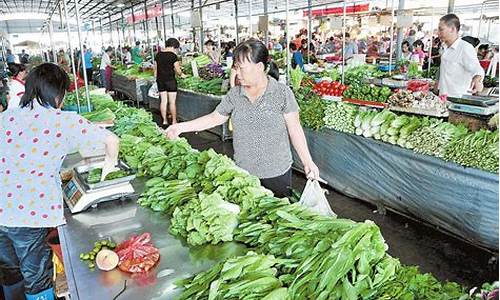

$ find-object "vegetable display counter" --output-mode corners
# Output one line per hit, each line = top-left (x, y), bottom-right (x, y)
(148, 89), (232, 140)
(293, 128), (499, 250)
(111, 73), (152, 106)
(59, 154), (245, 300)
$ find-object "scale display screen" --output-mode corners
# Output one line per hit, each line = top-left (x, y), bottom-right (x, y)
(64, 180), (82, 207)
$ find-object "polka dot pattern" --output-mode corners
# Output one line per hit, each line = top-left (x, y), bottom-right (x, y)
(1, 106), (108, 227)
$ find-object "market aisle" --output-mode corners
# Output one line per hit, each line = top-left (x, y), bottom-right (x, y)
(180, 130), (498, 288)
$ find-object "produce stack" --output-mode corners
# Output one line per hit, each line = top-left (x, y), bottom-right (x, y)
(323, 102), (358, 134)
(406, 119), (468, 157)
(343, 83), (392, 103)
(312, 80), (348, 97)
(444, 129), (499, 173)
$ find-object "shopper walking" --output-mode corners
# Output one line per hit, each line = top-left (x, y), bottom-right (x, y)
(165, 39), (320, 197)
(100, 46), (114, 93)
(412, 40), (426, 67)
(342, 33), (358, 60)
(78, 45), (93, 84)
(204, 40), (220, 64)
(6, 63), (27, 110)
(290, 43), (305, 71)
(132, 41), (143, 65)
(154, 38), (186, 127)
(436, 14), (484, 97)
(0, 63), (119, 300)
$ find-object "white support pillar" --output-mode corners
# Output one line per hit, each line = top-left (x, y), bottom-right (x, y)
(62, 0), (82, 113)
(74, 0), (92, 111)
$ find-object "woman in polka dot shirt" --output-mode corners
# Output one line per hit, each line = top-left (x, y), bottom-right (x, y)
(0, 63), (119, 300)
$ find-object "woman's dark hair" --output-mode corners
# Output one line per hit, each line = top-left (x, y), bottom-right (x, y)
(9, 63), (26, 77)
(413, 40), (424, 49)
(462, 36), (480, 48)
(289, 42), (298, 51)
(105, 46), (113, 53)
(233, 39), (279, 81)
(402, 41), (411, 49)
(165, 38), (180, 49)
(20, 63), (70, 109)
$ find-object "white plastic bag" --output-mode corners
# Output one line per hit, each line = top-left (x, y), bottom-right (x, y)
(148, 82), (159, 98)
(299, 179), (336, 217)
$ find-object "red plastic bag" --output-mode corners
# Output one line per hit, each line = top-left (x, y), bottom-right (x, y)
(115, 233), (160, 273)
(407, 80), (430, 93)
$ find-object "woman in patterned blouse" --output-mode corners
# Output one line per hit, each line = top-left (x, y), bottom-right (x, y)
(0, 63), (119, 300)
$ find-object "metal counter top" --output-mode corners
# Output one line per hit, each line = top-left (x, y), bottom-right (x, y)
(58, 155), (246, 300)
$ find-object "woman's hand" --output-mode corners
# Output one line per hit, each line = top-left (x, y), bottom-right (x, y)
(304, 160), (320, 181)
(164, 123), (183, 139)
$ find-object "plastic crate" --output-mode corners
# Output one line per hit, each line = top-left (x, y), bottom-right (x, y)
(63, 104), (93, 113)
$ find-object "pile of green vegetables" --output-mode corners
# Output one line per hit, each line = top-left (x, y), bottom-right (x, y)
(178, 76), (225, 95)
(323, 102), (358, 134)
(296, 87), (327, 131)
(114, 65), (154, 80)
(406, 119), (468, 157)
(343, 65), (377, 86)
(71, 89), (497, 299)
(81, 108), (116, 123)
(176, 251), (290, 300)
(343, 83), (392, 103)
(86, 168), (130, 184)
(444, 129), (499, 173)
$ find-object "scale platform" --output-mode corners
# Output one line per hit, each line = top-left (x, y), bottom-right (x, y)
(447, 94), (498, 107)
(63, 160), (136, 214)
(448, 102), (499, 116)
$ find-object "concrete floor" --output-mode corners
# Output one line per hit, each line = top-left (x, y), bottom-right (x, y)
(181, 130), (498, 289)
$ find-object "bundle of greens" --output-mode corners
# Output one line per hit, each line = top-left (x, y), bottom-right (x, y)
(343, 65), (374, 86)
(81, 108), (116, 123)
(176, 251), (290, 300)
(406, 119), (468, 157)
(444, 129), (499, 173)
(137, 177), (197, 214)
(323, 102), (358, 134)
(297, 90), (327, 131)
(170, 192), (240, 246)
(86, 168), (130, 184)
(343, 83), (392, 103)
(290, 66), (306, 91)
(372, 265), (466, 300)
(119, 134), (153, 170)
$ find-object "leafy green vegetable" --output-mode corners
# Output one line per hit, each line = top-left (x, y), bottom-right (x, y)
(81, 108), (116, 122)
(297, 88), (327, 131)
(323, 102), (358, 134)
(176, 251), (289, 300)
(290, 66), (305, 91)
(444, 129), (499, 173)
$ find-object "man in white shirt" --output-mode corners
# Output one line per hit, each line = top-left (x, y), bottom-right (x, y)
(436, 14), (484, 98)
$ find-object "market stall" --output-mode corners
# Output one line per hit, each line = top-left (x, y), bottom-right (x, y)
(292, 128), (499, 249)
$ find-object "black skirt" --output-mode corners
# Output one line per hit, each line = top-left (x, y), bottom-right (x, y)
(157, 80), (177, 92)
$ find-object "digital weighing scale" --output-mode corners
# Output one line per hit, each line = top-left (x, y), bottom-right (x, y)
(63, 159), (136, 214)
(447, 94), (499, 115)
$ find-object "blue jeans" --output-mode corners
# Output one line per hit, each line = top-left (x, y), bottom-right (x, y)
(0, 227), (53, 295)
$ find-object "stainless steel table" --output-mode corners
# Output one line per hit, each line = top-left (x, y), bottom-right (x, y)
(58, 156), (246, 300)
